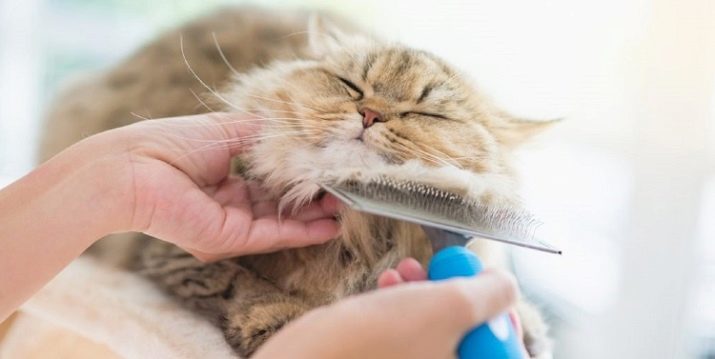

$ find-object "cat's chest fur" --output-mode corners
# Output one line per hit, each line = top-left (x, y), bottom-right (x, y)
(238, 210), (433, 303)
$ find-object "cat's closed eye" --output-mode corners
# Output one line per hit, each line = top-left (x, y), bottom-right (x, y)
(336, 76), (363, 100)
(399, 111), (450, 120)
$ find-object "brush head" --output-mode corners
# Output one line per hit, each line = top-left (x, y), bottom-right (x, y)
(321, 177), (561, 254)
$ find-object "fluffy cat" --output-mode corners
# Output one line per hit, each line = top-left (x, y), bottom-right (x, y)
(40, 7), (552, 357)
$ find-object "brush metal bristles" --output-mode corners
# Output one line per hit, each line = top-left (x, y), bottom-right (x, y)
(321, 177), (561, 254)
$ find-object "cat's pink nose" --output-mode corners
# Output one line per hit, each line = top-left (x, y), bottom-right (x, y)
(360, 107), (384, 128)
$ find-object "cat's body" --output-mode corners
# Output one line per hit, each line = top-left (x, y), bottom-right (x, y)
(41, 7), (551, 357)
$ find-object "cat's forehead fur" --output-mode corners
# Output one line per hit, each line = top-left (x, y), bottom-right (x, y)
(321, 43), (483, 122)
(330, 47), (461, 99)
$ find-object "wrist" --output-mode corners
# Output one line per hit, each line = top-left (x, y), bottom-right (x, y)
(37, 130), (136, 240)
(0, 129), (134, 319)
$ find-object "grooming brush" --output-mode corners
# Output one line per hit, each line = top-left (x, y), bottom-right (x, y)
(320, 178), (561, 359)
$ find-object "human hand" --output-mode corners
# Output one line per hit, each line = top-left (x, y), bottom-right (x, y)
(254, 265), (519, 359)
(0, 112), (341, 320)
(378, 258), (530, 358)
(81, 113), (340, 261)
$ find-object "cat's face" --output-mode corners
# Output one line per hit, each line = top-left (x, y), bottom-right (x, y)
(222, 18), (551, 208)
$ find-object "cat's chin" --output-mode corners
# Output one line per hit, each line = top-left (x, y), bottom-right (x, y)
(317, 139), (387, 168)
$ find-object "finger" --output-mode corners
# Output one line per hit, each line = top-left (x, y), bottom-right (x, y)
(246, 181), (275, 202)
(187, 112), (263, 156)
(211, 176), (250, 207)
(417, 271), (518, 333)
(212, 178), (279, 217)
(182, 217), (340, 259)
(252, 200), (279, 218)
(508, 309), (524, 340)
(395, 258), (427, 282)
(456, 271), (518, 329)
(209, 112), (264, 156)
(319, 194), (342, 213)
(289, 194), (341, 221)
(377, 269), (404, 288)
(184, 248), (224, 263)
(137, 113), (261, 186)
(227, 215), (340, 254)
(262, 217), (340, 248)
(508, 309), (531, 358)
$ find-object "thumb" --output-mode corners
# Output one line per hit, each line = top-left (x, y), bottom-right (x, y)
(410, 271), (519, 334)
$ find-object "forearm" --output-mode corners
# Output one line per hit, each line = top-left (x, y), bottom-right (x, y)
(0, 134), (128, 321)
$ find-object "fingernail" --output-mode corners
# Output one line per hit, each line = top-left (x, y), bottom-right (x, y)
(322, 194), (343, 212)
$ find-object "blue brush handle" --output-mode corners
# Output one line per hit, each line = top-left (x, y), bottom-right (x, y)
(428, 246), (524, 359)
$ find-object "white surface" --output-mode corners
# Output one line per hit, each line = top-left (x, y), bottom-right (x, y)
(0, 0), (41, 179)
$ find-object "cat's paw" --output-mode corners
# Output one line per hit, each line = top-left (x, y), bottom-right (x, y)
(221, 299), (309, 357)
(516, 300), (553, 358)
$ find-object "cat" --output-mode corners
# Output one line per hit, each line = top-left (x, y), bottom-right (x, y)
(40, 7), (553, 358)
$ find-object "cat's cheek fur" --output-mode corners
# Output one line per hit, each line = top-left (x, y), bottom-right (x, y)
(246, 125), (520, 211)
(244, 133), (388, 209)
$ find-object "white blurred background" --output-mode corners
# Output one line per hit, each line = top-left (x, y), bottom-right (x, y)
(0, 0), (713, 358)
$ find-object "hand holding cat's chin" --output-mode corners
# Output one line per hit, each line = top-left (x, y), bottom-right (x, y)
(70, 113), (341, 261)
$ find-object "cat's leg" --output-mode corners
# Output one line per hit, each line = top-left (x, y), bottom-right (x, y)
(516, 299), (553, 358)
(137, 240), (311, 357)
(136, 239), (238, 318)
(220, 285), (311, 357)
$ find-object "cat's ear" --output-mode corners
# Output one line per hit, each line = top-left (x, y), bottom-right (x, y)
(492, 114), (561, 147)
(307, 15), (349, 57)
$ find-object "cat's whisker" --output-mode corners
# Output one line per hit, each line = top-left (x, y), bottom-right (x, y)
(444, 155), (488, 161)
(169, 141), (232, 165)
(189, 88), (236, 115)
(184, 88), (315, 129)
(189, 84), (310, 117)
(243, 93), (320, 113)
(164, 130), (310, 144)
(395, 141), (454, 168)
(251, 75), (327, 113)
(131, 112), (154, 121)
(180, 35), (253, 114)
(279, 29), (310, 40)
(406, 140), (462, 168)
(176, 135), (325, 162)
(186, 89), (278, 127)
(418, 143), (488, 167)
(278, 81), (323, 111)
(416, 148), (457, 168)
(373, 131), (441, 166)
(385, 140), (439, 166)
(386, 138), (434, 163)
(211, 32), (242, 78)
(398, 148), (442, 167)
(170, 131), (322, 164)
(416, 143), (463, 168)
(186, 81), (276, 124)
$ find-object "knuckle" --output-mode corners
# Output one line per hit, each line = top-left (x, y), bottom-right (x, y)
(442, 281), (474, 312)
(195, 255), (211, 263)
(192, 252), (216, 263)
(490, 271), (519, 305)
(439, 272), (520, 325)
